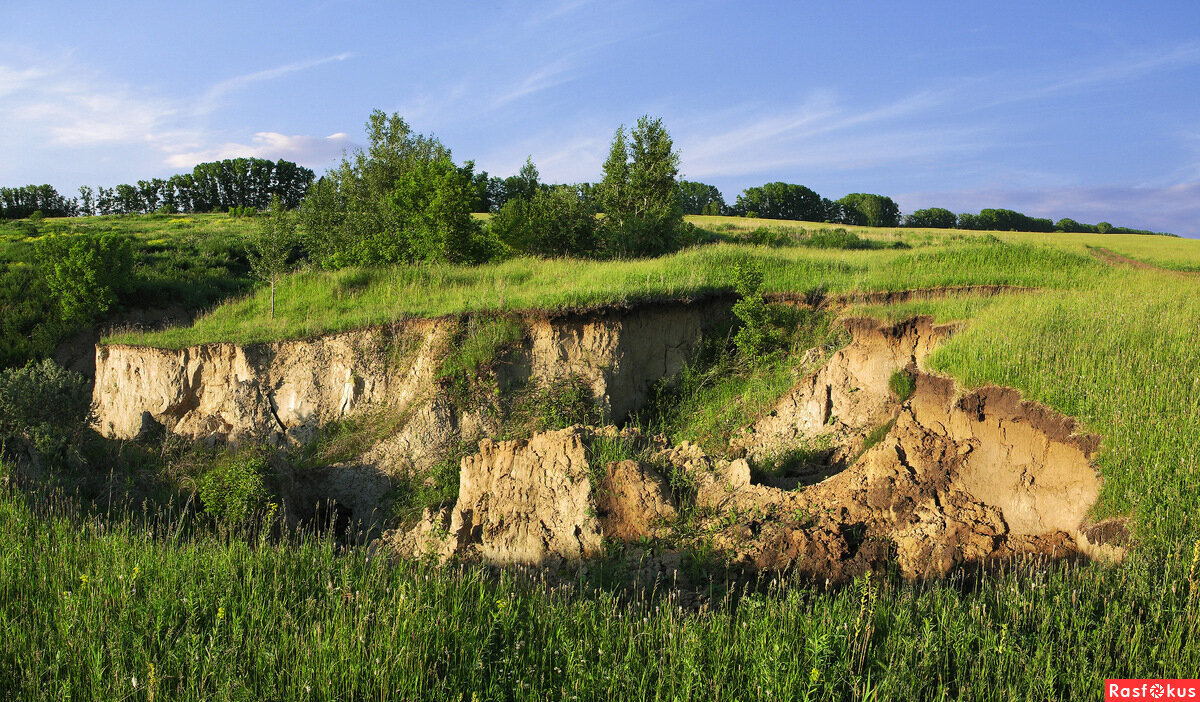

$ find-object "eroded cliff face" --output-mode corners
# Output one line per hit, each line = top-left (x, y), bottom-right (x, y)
(95, 302), (726, 449)
(393, 317), (1119, 581)
(94, 321), (451, 444)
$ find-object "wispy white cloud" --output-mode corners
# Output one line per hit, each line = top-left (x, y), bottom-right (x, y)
(0, 51), (354, 169)
(162, 132), (354, 169)
(3, 72), (176, 145)
(983, 42), (1200, 107)
(196, 52), (353, 115)
(491, 56), (582, 108)
(678, 89), (965, 179)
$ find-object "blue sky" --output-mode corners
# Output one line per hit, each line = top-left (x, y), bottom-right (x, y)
(2, 1), (1199, 235)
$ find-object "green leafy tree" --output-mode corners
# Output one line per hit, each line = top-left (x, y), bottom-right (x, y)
(298, 110), (490, 267)
(836, 193), (901, 227)
(599, 116), (684, 257)
(678, 180), (726, 215)
(731, 182), (824, 221)
(502, 158), (541, 204)
(903, 207), (957, 228)
(247, 195), (296, 319)
(491, 185), (598, 257)
(34, 233), (133, 323)
(76, 186), (95, 216)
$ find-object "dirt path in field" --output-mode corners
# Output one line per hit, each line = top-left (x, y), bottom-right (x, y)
(1088, 246), (1200, 277)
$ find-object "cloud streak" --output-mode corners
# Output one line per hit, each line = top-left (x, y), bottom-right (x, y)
(196, 52), (353, 115)
(0, 50), (355, 171)
(677, 89), (967, 179)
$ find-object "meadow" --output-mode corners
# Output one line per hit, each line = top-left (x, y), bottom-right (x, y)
(6, 212), (1200, 699)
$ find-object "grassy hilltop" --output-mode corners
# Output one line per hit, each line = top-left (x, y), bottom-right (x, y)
(4, 210), (1200, 699)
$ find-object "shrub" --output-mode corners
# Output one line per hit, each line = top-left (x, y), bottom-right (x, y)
(801, 229), (873, 250)
(490, 186), (599, 258)
(508, 376), (603, 437)
(888, 369), (916, 402)
(438, 315), (525, 405)
(35, 232), (134, 322)
(391, 452), (462, 527)
(0, 359), (91, 465)
(732, 261), (776, 360)
(586, 433), (640, 488)
(198, 449), (274, 526)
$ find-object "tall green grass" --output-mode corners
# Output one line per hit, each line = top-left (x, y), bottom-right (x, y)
(108, 241), (1100, 348)
(3, 487), (1198, 700)
(927, 269), (1200, 552)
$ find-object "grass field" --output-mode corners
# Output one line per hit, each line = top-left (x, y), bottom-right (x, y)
(6, 212), (1200, 698)
(107, 239), (1099, 347)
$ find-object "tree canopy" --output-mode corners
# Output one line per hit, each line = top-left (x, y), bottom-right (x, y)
(298, 110), (493, 267)
(599, 116), (685, 257)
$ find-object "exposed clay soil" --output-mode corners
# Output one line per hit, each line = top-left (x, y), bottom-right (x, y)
(390, 317), (1124, 584)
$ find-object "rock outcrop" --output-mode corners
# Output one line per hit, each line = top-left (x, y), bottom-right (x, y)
(394, 317), (1117, 582)
(94, 300), (727, 447)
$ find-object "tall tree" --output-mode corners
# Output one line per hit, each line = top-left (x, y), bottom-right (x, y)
(678, 180), (726, 216)
(76, 186), (95, 217)
(502, 157), (540, 204)
(903, 207), (957, 228)
(599, 116), (683, 257)
(836, 193), (901, 227)
(731, 182), (824, 221)
(247, 195), (295, 319)
(297, 110), (490, 267)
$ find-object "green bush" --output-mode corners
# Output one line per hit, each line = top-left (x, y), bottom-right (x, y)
(299, 111), (496, 268)
(508, 376), (603, 437)
(888, 369), (916, 402)
(731, 261), (776, 360)
(801, 228), (873, 250)
(438, 315), (525, 405)
(198, 449), (274, 526)
(0, 359), (91, 465)
(391, 453), (461, 528)
(490, 186), (598, 258)
(34, 232), (134, 322)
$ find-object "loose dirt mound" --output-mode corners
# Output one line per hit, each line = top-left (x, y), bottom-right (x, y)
(392, 317), (1119, 582)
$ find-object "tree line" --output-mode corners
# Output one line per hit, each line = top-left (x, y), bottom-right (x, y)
(903, 207), (1168, 235)
(291, 111), (690, 268)
(0, 158), (314, 219)
(3, 115), (1172, 239)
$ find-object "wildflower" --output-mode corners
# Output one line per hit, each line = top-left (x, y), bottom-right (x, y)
(216, 606), (226, 622)
(132, 676), (138, 689)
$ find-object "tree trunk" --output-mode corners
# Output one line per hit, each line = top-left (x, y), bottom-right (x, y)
(270, 280), (275, 319)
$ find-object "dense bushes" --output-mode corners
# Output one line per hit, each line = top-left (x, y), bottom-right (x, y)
(198, 449), (275, 526)
(491, 186), (598, 257)
(0, 360), (91, 465)
(298, 111), (495, 267)
(35, 232), (134, 323)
